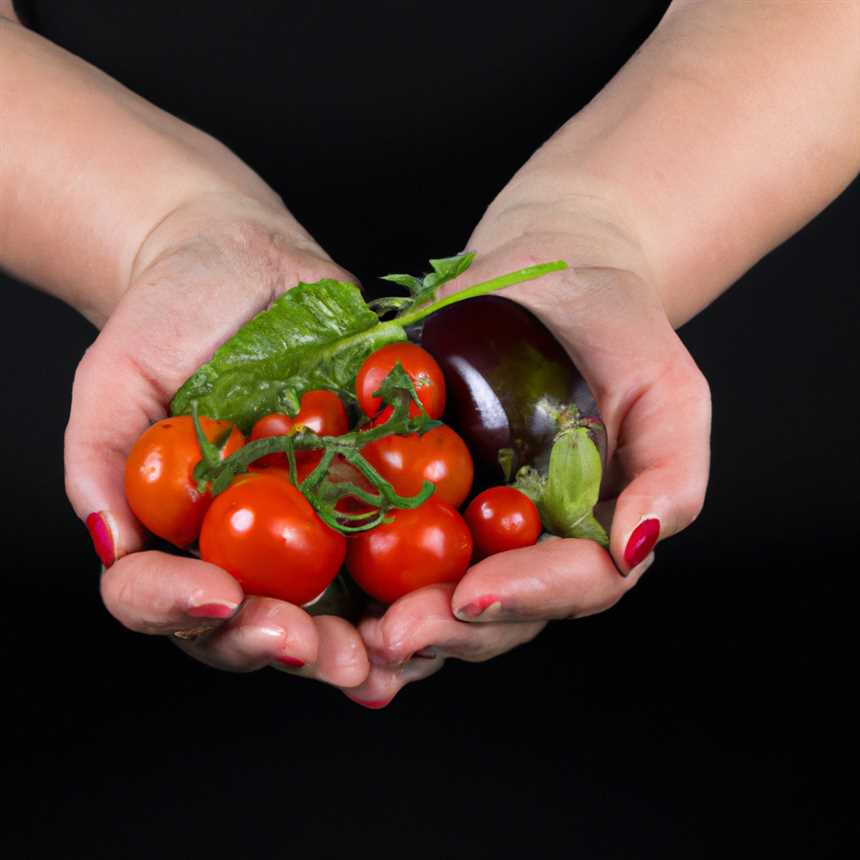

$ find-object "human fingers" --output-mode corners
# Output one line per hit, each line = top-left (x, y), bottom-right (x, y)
(173, 595), (320, 672)
(175, 601), (370, 686)
(100, 550), (244, 635)
(296, 615), (370, 689)
(341, 586), (545, 708)
(374, 584), (546, 662)
(340, 614), (446, 710)
(450, 538), (648, 623)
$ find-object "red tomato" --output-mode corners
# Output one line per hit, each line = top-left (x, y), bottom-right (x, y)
(346, 499), (473, 604)
(199, 470), (346, 605)
(355, 343), (446, 419)
(249, 390), (348, 468)
(464, 486), (542, 558)
(361, 425), (473, 508)
(125, 415), (244, 547)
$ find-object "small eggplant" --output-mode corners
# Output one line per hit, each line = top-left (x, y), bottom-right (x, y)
(417, 295), (601, 478)
(416, 295), (608, 545)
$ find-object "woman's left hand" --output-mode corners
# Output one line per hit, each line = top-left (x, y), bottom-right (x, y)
(341, 203), (712, 708)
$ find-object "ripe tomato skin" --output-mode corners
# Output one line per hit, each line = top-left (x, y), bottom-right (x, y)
(199, 471), (346, 605)
(361, 425), (474, 508)
(346, 500), (473, 604)
(124, 415), (244, 547)
(464, 486), (542, 558)
(355, 342), (446, 419)
(249, 390), (348, 468)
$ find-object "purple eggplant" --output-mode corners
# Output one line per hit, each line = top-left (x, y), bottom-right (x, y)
(417, 295), (609, 545)
(417, 295), (602, 484)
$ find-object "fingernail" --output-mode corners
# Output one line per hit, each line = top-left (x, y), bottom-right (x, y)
(454, 594), (503, 621)
(348, 696), (393, 710)
(186, 601), (238, 620)
(276, 655), (306, 668)
(623, 517), (660, 572)
(86, 511), (116, 568)
(412, 647), (438, 660)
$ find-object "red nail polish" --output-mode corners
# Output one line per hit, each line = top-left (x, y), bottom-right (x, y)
(624, 518), (660, 570)
(276, 656), (305, 668)
(186, 602), (236, 619)
(86, 512), (115, 568)
(456, 594), (502, 619)
(349, 697), (392, 710)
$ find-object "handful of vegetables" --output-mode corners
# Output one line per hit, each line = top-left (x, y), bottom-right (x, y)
(124, 253), (607, 611)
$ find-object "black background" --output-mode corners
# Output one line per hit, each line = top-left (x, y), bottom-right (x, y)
(2, 3), (858, 857)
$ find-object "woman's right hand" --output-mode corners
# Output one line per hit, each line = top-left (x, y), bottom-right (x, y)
(64, 193), (371, 688)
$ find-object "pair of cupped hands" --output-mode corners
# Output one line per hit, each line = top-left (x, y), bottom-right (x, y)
(66, 180), (711, 708)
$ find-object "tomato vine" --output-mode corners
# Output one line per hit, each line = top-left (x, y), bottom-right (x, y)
(191, 364), (442, 534)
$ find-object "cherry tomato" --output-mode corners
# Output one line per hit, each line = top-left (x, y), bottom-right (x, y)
(355, 342), (446, 419)
(199, 470), (346, 605)
(361, 425), (473, 507)
(346, 499), (473, 604)
(464, 486), (542, 558)
(249, 389), (348, 468)
(124, 415), (244, 548)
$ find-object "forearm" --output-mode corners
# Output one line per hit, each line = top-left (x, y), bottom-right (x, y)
(0, 18), (308, 324)
(478, 0), (860, 326)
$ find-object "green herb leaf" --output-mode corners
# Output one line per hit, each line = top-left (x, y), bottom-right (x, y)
(380, 252), (476, 315)
(379, 273), (424, 292)
(426, 253), (475, 284)
(170, 279), (407, 431)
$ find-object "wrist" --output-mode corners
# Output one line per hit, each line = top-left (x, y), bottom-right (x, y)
(471, 163), (666, 305)
(130, 192), (322, 282)
(99, 191), (333, 330)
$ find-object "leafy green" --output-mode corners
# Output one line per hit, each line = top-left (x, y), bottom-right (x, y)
(171, 279), (406, 431)
(376, 252), (475, 316)
(171, 253), (568, 433)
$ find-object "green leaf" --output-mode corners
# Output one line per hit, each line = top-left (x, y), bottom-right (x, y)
(170, 279), (407, 431)
(517, 426), (608, 546)
(427, 252), (475, 283)
(380, 273), (423, 292)
(379, 252), (476, 314)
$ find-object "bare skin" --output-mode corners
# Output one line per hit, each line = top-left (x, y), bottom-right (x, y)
(2, 3), (858, 704)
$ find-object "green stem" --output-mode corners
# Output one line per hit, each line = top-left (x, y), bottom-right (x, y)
(396, 260), (567, 327)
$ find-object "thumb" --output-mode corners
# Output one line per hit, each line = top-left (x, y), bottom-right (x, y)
(64, 268), (273, 564)
(64, 322), (169, 566)
(605, 348), (711, 574)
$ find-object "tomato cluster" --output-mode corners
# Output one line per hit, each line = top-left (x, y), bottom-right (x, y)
(124, 342), (542, 608)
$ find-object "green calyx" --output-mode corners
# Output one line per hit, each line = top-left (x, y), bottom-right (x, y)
(514, 420), (609, 547)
